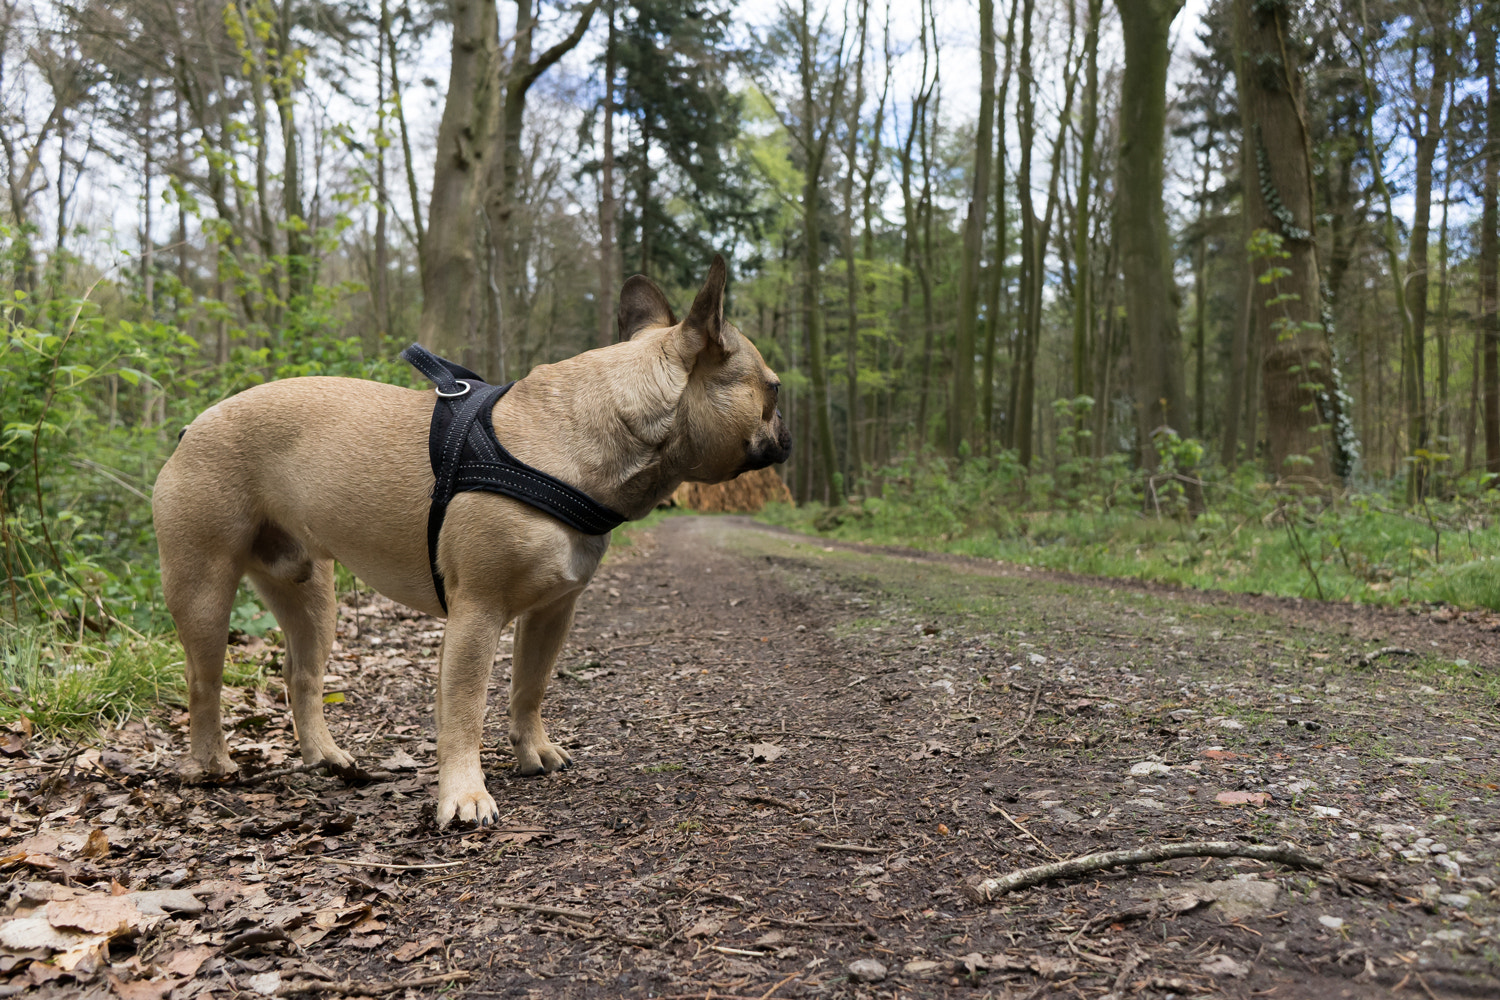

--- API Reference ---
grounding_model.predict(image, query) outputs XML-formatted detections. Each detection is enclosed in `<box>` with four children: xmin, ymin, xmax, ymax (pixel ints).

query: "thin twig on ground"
<box><xmin>323</xmin><ymin>858</ymin><xmax>465</xmax><ymax>871</ymax></box>
<box><xmin>966</xmin><ymin>841</ymin><xmax>1324</xmax><ymax>899</ymax></box>
<box><xmin>994</xmin><ymin>684</ymin><xmax>1044</xmax><ymax>752</ymax></box>
<box><xmin>997</xmin><ymin>807</ymin><xmax>1062</xmax><ymax>861</ymax></box>
<box><xmin>493</xmin><ymin>898</ymin><xmax>596</xmax><ymax>921</ymax></box>
<box><xmin>275</xmin><ymin>971</ymin><xmax>472</xmax><ymax>996</ymax></box>
<box><xmin>813</xmin><ymin>842</ymin><xmax>885</xmax><ymax>854</ymax></box>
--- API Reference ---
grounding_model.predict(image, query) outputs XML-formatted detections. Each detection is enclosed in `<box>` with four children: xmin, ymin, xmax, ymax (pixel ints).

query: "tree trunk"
<box><xmin>797</xmin><ymin>0</ymin><xmax>844</xmax><ymax>504</ymax></box>
<box><xmin>1072</xmin><ymin>0</ymin><xmax>1101</xmax><ymax>415</ymax></box>
<box><xmin>985</xmin><ymin>0</ymin><xmax>1019</xmax><ymax>451</ymax></box>
<box><xmin>1116</xmin><ymin>0</ymin><xmax>1191</xmax><ymax>474</ymax></box>
<box><xmin>1483</xmin><ymin>7</ymin><xmax>1500</xmax><ymax>479</ymax></box>
<box><xmin>418</xmin><ymin>0</ymin><xmax>498</xmax><ymax>369</ymax></box>
<box><xmin>597</xmin><ymin>0</ymin><xmax>618</xmax><ymax>349</ymax></box>
<box><xmin>1405</xmin><ymin>8</ymin><xmax>1451</xmax><ymax>489</ymax></box>
<box><xmin>374</xmin><ymin>0</ymin><xmax>393</xmax><ymax>343</ymax></box>
<box><xmin>951</xmin><ymin>0</ymin><xmax>996</xmax><ymax>455</ymax></box>
<box><xmin>386</xmin><ymin>6</ymin><xmax>425</xmax><ymax>257</ymax></box>
<box><xmin>1232</xmin><ymin>0</ymin><xmax>1338</xmax><ymax>484</ymax></box>
<box><xmin>842</xmin><ymin>0</ymin><xmax>870</xmax><ymax>485</ymax></box>
<box><xmin>1014</xmin><ymin>0</ymin><xmax>1036</xmax><ymax>465</ymax></box>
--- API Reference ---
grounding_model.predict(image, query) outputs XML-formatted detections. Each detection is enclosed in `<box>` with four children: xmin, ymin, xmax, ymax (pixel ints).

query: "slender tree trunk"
<box><xmin>1117</xmin><ymin>0</ymin><xmax>1192</xmax><ymax>476</ymax></box>
<box><xmin>951</xmin><ymin>0</ymin><xmax>996</xmax><ymax>455</ymax></box>
<box><xmin>1483</xmin><ymin>6</ymin><xmax>1500</xmax><ymax>479</ymax></box>
<box><xmin>797</xmin><ymin>0</ymin><xmax>845</xmax><ymax>504</ymax></box>
<box><xmin>141</xmin><ymin>83</ymin><xmax>155</xmax><ymax>312</ymax></box>
<box><xmin>1221</xmin><ymin>264</ymin><xmax>1253</xmax><ymax>467</ymax></box>
<box><xmin>1233</xmin><ymin>0</ymin><xmax>1338</xmax><ymax>484</ymax></box>
<box><xmin>386</xmin><ymin>6</ymin><xmax>425</xmax><ymax>257</ymax></box>
<box><xmin>374</xmin><ymin>0</ymin><xmax>393</xmax><ymax>343</ymax></box>
<box><xmin>598</xmin><ymin>0</ymin><xmax>618</xmax><ymax>349</ymax></box>
<box><xmin>1192</xmin><ymin>147</ymin><xmax>1210</xmax><ymax>440</ymax></box>
<box><xmin>1014</xmin><ymin>0</ymin><xmax>1036</xmax><ymax>464</ymax></box>
<box><xmin>985</xmin><ymin>0</ymin><xmax>1019</xmax><ymax>451</ymax></box>
<box><xmin>1072</xmin><ymin>0</ymin><xmax>1101</xmax><ymax>416</ymax></box>
<box><xmin>1354</xmin><ymin>0</ymin><xmax>1421</xmax><ymax>498</ymax></box>
<box><xmin>841</xmin><ymin>0</ymin><xmax>870</xmax><ymax>485</ymax></box>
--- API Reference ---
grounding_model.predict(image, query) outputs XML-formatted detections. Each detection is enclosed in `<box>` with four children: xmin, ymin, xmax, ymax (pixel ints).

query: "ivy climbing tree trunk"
<box><xmin>1232</xmin><ymin>0</ymin><xmax>1340</xmax><ymax>484</ymax></box>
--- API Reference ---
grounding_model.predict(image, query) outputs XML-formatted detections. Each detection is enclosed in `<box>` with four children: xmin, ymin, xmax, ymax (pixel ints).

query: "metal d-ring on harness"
<box><xmin>401</xmin><ymin>343</ymin><xmax>626</xmax><ymax>613</ymax></box>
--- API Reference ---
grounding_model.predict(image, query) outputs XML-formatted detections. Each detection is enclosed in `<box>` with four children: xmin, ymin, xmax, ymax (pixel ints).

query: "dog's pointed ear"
<box><xmin>617</xmin><ymin>275</ymin><xmax>677</xmax><ymax>341</ymax></box>
<box><xmin>680</xmin><ymin>254</ymin><xmax>730</xmax><ymax>360</ymax></box>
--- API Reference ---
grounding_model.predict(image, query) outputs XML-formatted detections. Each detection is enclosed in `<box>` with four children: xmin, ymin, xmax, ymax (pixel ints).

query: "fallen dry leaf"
<box><xmin>79</xmin><ymin>828</ymin><xmax>110</xmax><ymax>860</ymax></box>
<box><xmin>1214</xmin><ymin>791</ymin><xmax>1270</xmax><ymax>806</ymax></box>
<box><xmin>683</xmin><ymin>918</ymin><xmax>722</xmax><ymax>939</ymax></box>
<box><xmin>748</xmin><ymin>742</ymin><xmax>785</xmax><ymax>763</ymax></box>
<box><xmin>391</xmin><ymin>936</ymin><xmax>445</xmax><ymax>962</ymax></box>
<box><xmin>46</xmin><ymin>895</ymin><xmax>142</xmax><ymax>935</ymax></box>
<box><xmin>163</xmin><ymin>945</ymin><xmax>213</xmax><ymax>978</ymax></box>
<box><xmin>108</xmin><ymin>973</ymin><xmax>177</xmax><ymax>1000</ymax></box>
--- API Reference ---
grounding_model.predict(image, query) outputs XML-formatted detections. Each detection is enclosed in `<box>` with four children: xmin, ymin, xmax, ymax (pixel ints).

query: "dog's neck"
<box><xmin>488</xmin><ymin>338</ymin><xmax>692</xmax><ymax>522</ymax></box>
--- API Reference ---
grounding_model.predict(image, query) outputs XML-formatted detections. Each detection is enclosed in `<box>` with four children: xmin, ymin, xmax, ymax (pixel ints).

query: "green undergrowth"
<box><xmin>759</xmin><ymin>466</ymin><xmax>1500</xmax><ymax>611</ymax></box>
<box><xmin>0</xmin><ymin>623</ymin><xmax>265</xmax><ymax>736</ymax></box>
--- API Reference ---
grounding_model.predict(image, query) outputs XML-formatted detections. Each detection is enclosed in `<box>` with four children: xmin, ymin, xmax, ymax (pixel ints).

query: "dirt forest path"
<box><xmin>5</xmin><ymin>515</ymin><xmax>1499</xmax><ymax>999</ymax></box>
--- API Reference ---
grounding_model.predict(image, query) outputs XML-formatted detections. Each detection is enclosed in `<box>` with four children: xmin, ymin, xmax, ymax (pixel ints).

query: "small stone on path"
<box><xmin>848</xmin><ymin>958</ymin><xmax>887</xmax><ymax>982</ymax></box>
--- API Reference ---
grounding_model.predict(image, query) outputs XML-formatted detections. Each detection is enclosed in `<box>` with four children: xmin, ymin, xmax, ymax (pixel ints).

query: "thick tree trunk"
<box><xmin>419</xmin><ymin>0</ymin><xmax>498</xmax><ymax>370</ymax></box>
<box><xmin>1232</xmin><ymin>0</ymin><xmax>1338</xmax><ymax>484</ymax></box>
<box><xmin>952</xmin><ymin>0</ymin><xmax>996</xmax><ymax>455</ymax></box>
<box><xmin>1116</xmin><ymin>0</ymin><xmax>1192</xmax><ymax>475</ymax></box>
<box><xmin>1483</xmin><ymin>9</ymin><xmax>1500</xmax><ymax>478</ymax></box>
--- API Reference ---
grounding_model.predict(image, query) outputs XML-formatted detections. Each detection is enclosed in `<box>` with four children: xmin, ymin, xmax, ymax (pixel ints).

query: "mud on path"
<box><xmin>4</xmin><ymin>515</ymin><xmax>1499</xmax><ymax>999</ymax></box>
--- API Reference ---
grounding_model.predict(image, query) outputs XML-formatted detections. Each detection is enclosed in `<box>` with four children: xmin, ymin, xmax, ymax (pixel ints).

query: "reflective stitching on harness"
<box><xmin>399</xmin><ymin>343</ymin><xmax>627</xmax><ymax>613</ymax></box>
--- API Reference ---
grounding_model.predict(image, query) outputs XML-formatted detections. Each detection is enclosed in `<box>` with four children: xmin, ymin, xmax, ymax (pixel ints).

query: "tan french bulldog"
<box><xmin>152</xmin><ymin>256</ymin><xmax>789</xmax><ymax>827</ymax></box>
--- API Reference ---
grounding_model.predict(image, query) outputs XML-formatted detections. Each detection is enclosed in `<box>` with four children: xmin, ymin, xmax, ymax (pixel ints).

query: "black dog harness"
<box><xmin>401</xmin><ymin>343</ymin><xmax>626</xmax><ymax>613</ymax></box>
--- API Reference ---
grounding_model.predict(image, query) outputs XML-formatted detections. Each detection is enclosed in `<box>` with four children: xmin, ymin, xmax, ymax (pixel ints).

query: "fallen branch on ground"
<box><xmin>323</xmin><ymin>858</ymin><xmax>465</xmax><ymax>871</ymax></box>
<box><xmin>1355</xmin><ymin>646</ymin><xmax>1415</xmax><ymax>667</ymax></box>
<box><xmin>814</xmin><ymin>842</ymin><xmax>886</xmax><ymax>855</ymax></box>
<box><xmin>493</xmin><ymin>898</ymin><xmax>595</xmax><ymax>921</ymax></box>
<box><xmin>276</xmin><ymin>971</ymin><xmax>472</xmax><ymax>996</ymax></box>
<box><xmin>965</xmin><ymin>841</ymin><xmax>1323</xmax><ymax>899</ymax></box>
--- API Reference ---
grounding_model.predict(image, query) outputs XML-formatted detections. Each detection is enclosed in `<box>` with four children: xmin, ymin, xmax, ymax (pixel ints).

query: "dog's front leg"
<box><xmin>509</xmin><ymin>592</ymin><xmax>581</xmax><ymax>775</ymax></box>
<box><xmin>435</xmin><ymin>604</ymin><xmax>504</xmax><ymax>827</ymax></box>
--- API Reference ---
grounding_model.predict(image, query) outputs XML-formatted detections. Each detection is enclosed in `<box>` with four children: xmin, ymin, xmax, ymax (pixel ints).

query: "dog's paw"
<box><xmin>514</xmin><ymin>740</ymin><xmax>573</xmax><ymax>777</ymax></box>
<box><xmin>436</xmin><ymin>786</ymin><xmax>500</xmax><ymax>828</ymax></box>
<box><xmin>305</xmin><ymin>744</ymin><xmax>359</xmax><ymax>776</ymax></box>
<box><xmin>179</xmin><ymin>753</ymin><xmax>239</xmax><ymax>783</ymax></box>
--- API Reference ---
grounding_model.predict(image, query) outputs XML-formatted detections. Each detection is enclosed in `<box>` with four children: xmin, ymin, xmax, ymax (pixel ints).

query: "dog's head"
<box><xmin>617</xmin><ymin>255</ymin><xmax>791</xmax><ymax>484</ymax></box>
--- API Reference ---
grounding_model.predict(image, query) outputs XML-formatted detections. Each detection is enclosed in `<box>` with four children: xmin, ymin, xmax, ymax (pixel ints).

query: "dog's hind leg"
<box><xmin>161</xmin><ymin>554</ymin><xmax>243</xmax><ymax>781</ymax></box>
<box><xmin>509</xmin><ymin>591</ymin><xmax>581</xmax><ymax>777</ymax></box>
<box><xmin>248</xmin><ymin>556</ymin><xmax>357</xmax><ymax>775</ymax></box>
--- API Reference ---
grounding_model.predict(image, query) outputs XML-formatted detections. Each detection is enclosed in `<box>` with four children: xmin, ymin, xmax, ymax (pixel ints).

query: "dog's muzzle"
<box><xmin>741</xmin><ymin>414</ymin><xmax>792</xmax><ymax>473</ymax></box>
